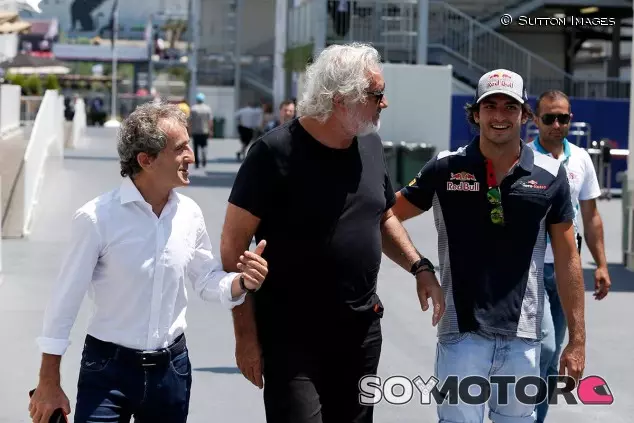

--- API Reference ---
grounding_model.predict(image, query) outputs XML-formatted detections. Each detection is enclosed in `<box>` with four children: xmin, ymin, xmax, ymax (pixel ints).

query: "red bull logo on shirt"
<box><xmin>450</xmin><ymin>172</ymin><xmax>477</xmax><ymax>182</ymax></box>
<box><xmin>448</xmin><ymin>172</ymin><xmax>479</xmax><ymax>191</ymax></box>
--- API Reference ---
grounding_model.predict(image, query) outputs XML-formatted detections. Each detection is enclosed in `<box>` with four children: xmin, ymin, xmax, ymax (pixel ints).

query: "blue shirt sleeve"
<box><xmin>546</xmin><ymin>162</ymin><xmax>575</xmax><ymax>225</ymax></box>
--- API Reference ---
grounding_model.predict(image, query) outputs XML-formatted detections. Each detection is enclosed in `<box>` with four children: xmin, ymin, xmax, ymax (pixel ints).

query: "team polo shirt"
<box><xmin>400</xmin><ymin>137</ymin><xmax>574</xmax><ymax>339</ymax></box>
<box><xmin>527</xmin><ymin>137</ymin><xmax>601</xmax><ymax>263</ymax></box>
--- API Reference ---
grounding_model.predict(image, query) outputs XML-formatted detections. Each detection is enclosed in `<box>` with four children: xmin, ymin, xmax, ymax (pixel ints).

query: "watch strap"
<box><xmin>239</xmin><ymin>275</ymin><xmax>257</xmax><ymax>293</ymax></box>
<box><xmin>411</xmin><ymin>257</ymin><xmax>435</xmax><ymax>275</ymax></box>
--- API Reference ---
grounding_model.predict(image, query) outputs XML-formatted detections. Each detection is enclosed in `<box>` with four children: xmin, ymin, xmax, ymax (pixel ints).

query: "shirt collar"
<box><xmin>532</xmin><ymin>135</ymin><xmax>571</xmax><ymax>162</ymax></box>
<box><xmin>119</xmin><ymin>177</ymin><xmax>179</xmax><ymax>207</ymax></box>
<box><xmin>468</xmin><ymin>136</ymin><xmax>534</xmax><ymax>173</ymax></box>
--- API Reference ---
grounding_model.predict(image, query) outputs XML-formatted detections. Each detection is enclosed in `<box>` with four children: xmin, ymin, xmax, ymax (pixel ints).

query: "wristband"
<box><xmin>239</xmin><ymin>275</ymin><xmax>257</xmax><ymax>293</ymax></box>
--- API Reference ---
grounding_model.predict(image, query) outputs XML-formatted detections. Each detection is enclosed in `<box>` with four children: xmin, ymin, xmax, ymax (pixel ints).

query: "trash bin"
<box><xmin>213</xmin><ymin>117</ymin><xmax>226</xmax><ymax>138</ymax></box>
<box><xmin>398</xmin><ymin>142</ymin><xmax>436</xmax><ymax>188</ymax></box>
<box><xmin>382</xmin><ymin>141</ymin><xmax>399</xmax><ymax>189</ymax></box>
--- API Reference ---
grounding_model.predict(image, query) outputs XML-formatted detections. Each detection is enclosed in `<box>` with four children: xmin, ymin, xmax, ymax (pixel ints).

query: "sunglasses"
<box><xmin>540</xmin><ymin>113</ymin><xmax>570</xmax><ymax>125</ymax></box>
<box><xmin>366</xmin><ymin>90</ymin><xmax>384</xmax><ymax>103</ymax></box>
<box><xmin>487</xmin><ymin>187</ymin><xmax>504</xmax><ymax>225</ymax></box>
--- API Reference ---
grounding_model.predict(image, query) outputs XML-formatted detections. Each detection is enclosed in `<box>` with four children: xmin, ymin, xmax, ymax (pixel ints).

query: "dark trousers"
<box><xmin>73</xmin><ymin>334</ymin><xmax>192</xmax><ymax>423</ymax></box>
<box><xmin>237</xmin><ymin>125</ymin><xmax>254</xmax><ymax>147</ymax></box>
<box><xmin>262</xmin><ymin>317</ymin><xmax>382</xmax><ymax>423</ymax></box>
<box><xmin>191</xmin><ymin>134</ymin><xmax>208</xmax><ymax>168</ymax></box>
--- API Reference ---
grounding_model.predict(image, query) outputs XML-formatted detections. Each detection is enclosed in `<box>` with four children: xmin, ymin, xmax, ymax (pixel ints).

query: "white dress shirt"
<box><xmin>37</xmin><ymin>177</ymin><xmax>245</xmax><ymax>356</ymax></box>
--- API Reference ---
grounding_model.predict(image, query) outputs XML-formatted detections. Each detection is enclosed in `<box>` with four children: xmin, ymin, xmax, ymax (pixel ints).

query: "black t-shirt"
<box><xmin>228</xmin><ymin>119</ymin><xmax>396</xmax><ymax>345</ymax></box>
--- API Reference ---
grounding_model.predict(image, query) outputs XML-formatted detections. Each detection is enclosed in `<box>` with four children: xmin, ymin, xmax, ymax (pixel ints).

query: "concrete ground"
<box><xmin>0</xmin><ymin>127</ymin><xmax>632</xmax><ymax>422</ymax></box>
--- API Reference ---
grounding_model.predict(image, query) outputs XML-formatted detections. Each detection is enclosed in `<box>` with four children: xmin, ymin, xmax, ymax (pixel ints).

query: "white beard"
<box><xmin>356</xmin><ymin>118</ymin><xmax>380</xmax><ymax>137</ymax></box>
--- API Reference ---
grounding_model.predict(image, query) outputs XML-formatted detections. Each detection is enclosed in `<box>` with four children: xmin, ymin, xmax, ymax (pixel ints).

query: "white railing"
<box><xmin>0</xmin><ymin>84</ymin><xmax>21</xmax><ymax>137</ymax></box>
<box><xmin>286</xmin><ymin>0</ymin><xmax>631</xmax><ymax>99</ymax></box>
<box><xmin>68</xmin><ymin>98</ymin><xmax>87</xmax><ymax>148</ymax></box>
<box><xmin>0</xmin><ymin>175</ymin><xmax>3</xmax><ymax>274</ymax></box>
<box><xmin>23</xmin><ymin>89</ymin><xmax>64</xmax><ymax>236</ymax></box>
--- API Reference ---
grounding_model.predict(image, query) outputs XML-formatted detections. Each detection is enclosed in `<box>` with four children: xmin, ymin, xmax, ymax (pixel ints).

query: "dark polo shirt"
<box><xmin>400</xmin><ymin>136</ymin><xmax>574</xmax><ymax>340</ymax></box>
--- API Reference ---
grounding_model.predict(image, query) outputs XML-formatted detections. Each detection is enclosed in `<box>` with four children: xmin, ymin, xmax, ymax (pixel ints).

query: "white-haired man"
<box><xmin>220</xmin><ymin>42</ymin><xmax>445</xmax><ymax>423</ymax></box>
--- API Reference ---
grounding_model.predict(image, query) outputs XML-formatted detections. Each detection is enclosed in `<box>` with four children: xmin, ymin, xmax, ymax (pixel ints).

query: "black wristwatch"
<box><xmin>410</xmin><ymin>256</ymin><xmax>435</xmax><ymax>276</ymax></box>
<box><xmin>239</xmin><ymin>275</ymin><xmax>257</xmax><ymax>293</ymax></box>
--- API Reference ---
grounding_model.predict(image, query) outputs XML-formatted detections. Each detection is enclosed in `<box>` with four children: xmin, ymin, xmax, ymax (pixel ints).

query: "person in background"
<box><xmin>234</xmin><ymin>102</ymin><xmax>262</xmax><ymax>161</ymax></box>
<box><xmin>260</xmin><ymin>103</ymin><xmax>275</xmax><ymax>133</ymax></box>
<box><xmin>264</xmin><ymin>100</ymin><xmax>296</xmax><ymax>132</ymax></box>
<box><xmin>529</xmin><ymin>89</ymin><xmax>610</xmax><ymax>423</ymax></box>
<box><xmin>177</xmin><ymin>98</ymin><xmax>190</xmax><ymax>119</ymax></box>
<box><xmin>189</xmin><ymin>93</ymin><xmax>213</xmax><ymax>169</ymax></box>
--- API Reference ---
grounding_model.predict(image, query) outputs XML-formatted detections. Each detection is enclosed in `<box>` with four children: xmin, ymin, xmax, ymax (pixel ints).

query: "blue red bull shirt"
<box><xmin>400</xmin><ymin>136</ymin><xmax>574</xmax><ymax>339</ymax></box>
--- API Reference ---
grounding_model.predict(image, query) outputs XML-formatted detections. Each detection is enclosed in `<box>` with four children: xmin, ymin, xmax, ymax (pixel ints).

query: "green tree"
<box><xmin>44</xmin><ymin>74</ymin><xmax>60</xmax><ymax>91</ymax></box>
<box><xmin>25</xmin><ymin>74</ymin><xmax>43</xmax><ymax>95</ymax></box>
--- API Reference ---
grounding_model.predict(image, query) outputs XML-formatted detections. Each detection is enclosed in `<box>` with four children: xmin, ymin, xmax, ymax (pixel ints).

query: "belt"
<box><xmin>84</xmin><ymin>333</ymin><xmax>187</xmax><ymax>367</ymax></box>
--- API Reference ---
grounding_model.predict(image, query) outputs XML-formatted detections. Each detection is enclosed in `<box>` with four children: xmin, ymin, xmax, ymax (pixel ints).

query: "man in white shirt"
<box><xmin>234</xmin><ymin>102</ymin><xmax>263</xmax><ymax>160</ymax></box>
<box><xmin>28</xmin><ymin>101</ymin><xmax>269</xmax><ymax>423</ymax></box>
<box><xmin>528</xmin><ymin>90</ymin><xmax>611</xmax><ymax>423</ymax></box>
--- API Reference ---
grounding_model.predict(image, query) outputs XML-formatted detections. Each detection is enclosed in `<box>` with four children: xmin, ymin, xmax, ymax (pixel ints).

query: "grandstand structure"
<box><xmin>192</xmin><ymin>0</ymin><xmax>633</xmax><ymax>108</ymax></box>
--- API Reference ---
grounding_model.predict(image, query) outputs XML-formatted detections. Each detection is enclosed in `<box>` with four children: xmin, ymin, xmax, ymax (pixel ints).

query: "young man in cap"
<box><xmin>529</xmin><ymin>89</ymin><xmax>610</xmax><ymax>423</ymax></box>
<box><xmin>391</xmin><ymin>69</ymin><xmax>586</xmax><ymax>423</ymax></box>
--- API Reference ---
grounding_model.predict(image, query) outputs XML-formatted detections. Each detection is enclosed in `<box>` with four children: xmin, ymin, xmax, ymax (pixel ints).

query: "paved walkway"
<box><xmin>0</xmin><ymin>127</ymin><xmax>632</xmax><ymax>422</ymax></box>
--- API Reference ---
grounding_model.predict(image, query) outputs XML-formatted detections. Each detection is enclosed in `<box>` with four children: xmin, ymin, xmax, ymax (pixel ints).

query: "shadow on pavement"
<box><xmin>187</xmin><ymin>171</ymin><xmax>237</xmax><ymax>188</ymax></box>
<box><xmin>583</xmin><ymin>263</ymin><xmax>634</xmax><ymax>293</ymax></box>
<box><xmin>193</xmin><ymin>367</ymin><xmax>241</xmax><ymax>374</ymax></box>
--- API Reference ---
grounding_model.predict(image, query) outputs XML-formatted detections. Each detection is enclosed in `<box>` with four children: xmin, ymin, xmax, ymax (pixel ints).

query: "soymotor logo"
<box><xmin>359</xmin><ymin>375</ymin><xmax>614</xmax><ymax>406</ymax></box>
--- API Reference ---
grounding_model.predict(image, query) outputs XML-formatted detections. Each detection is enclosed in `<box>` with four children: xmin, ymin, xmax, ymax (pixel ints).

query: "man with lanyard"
<box><xmin>528</xmin><ymin>89</ymin><xmax>611</xmax><ymax>423</ymax></box>
<box><xmin>392</xmin><ymin>69</ymin><xmax>586</xmax><ymax>423</ymax></box>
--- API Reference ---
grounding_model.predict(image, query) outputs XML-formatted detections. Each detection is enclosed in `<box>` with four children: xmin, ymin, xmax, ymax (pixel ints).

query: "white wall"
<box><xmin>241</xmin><ymin>0</ymin><xmax>275</xmax><ymax>54</ymax></box>
<box><xmin>23</xmin><ymin>89</ymin><xmax>64</xmax><ymax>236</ymax></box>
<box><xmin>198</xmin><ymin>85</ymin><xmax>237</xmax><ymax>138</ymax></box>
<box><xmin>199</xmin><ymin>0</ymin><xmax>274</xmax><ymax>54</ymax></box>
<box><xmin>378</xmin><ymin>63</ymin><xmax>452</xmax><ymax>152</ymax></box>
<box><xmin>498</xmin><ymin>27</ymin><xmax>567</xmax><ymax>70</ymax></box>
<box><xmin>0</xmin><ymin>84</ymin><xmax>20</xmax><ymax>137</ymax></box>
<box><xmin>0</xmin><ymin>34</ymin><xmax>17</xmax><ymax>62</ymax></box>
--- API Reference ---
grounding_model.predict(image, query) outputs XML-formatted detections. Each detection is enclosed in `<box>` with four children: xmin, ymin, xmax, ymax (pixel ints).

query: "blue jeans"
<box><xmin>435</xmin><ymin>331</ymin><xmax>540</xmax><ymax>423</ymax></box>
<box><xmin>73</xmin><ymin>334</ymin><xmax>192</xmax><ymax>423</ymax></box>
<box><xmin>536</xmin><ymin>263</ymin><xmax>567</xmax><ymax>423</ymax></box>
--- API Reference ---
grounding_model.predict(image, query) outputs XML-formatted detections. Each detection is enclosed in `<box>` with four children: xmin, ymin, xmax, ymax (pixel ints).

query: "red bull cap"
<box><xmin>475</xmin><ymin>68</ymin><xmax>527</xmax><ymax>104</ymax></box>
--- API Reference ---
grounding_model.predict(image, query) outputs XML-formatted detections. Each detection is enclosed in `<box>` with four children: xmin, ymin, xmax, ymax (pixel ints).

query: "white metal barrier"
<box><xmin>22</xmin><ymin>89</ymin><xmax>64</xmax><ymax>236</ymax></box>
<box><xmin>0</xmin><ymin>84</ymin><xmax>21</xmax><ymax>137</ymax></box>
<box><xmin>69</xmin><ymin>98</ymin><xmax>87</xmax><ymax>148</ymax></box>
<box><xmin>0</xmin><ymin>175</ymin><xmax>2</xmax><ymax>274</ymax></box>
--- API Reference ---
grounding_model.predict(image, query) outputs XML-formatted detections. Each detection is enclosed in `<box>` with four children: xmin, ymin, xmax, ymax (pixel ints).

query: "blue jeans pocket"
<box><xmin>438</xmin><ymin>332</ymin><xmax>471</xmax><ymax>345</ymax></box>
<box><xmin>519</xmin><ymin>336</ymin><xmax>541</xmax><ymax>346</ymax></box>
<box><xmin>169</xmin><ymin>350</ymin><xmax>191</xmax><ymax>377</ymax></box>
<box><xmin>79</xmin><ymin>347</ymin><xmax>112</xmax><ymax>373</ymax></box>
